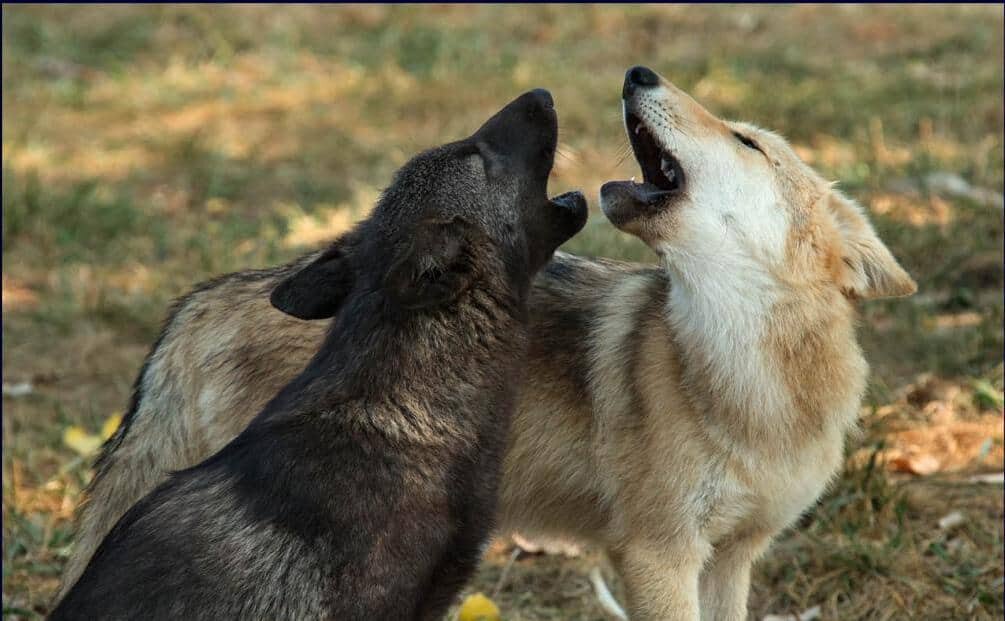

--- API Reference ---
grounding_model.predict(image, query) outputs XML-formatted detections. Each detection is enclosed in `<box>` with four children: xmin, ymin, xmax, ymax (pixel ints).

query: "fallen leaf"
<box><xmin>511</xmin><ymin>533</ymin><xmax>542</xmax><ymax>553</ymax></box>
<box><xmin>63</xmin><ymin>427</ymin><xmax>103</xmax><ymax>456</ymax></box>
<box><xmin>968</xmin><ymin>472</ymin><xmax>1005</xmax><ymax>484</ymax></box>
<box><xmin>763</xmin><ymin>605</ymin><xmax>822</xmax><ymax>621</ymax></box>
<box><xmin>937</xmin><ymin>511</ymin><xmax>965</xmax><ymax>529</ymax></box>
<box><xmin>1</xmin><ymin>276</ymin><xmax>39</xmax><ymax>311</ymax></box>
<box><xmin>457</xmin><ymin>592</ymin><xmax>500</xmax><ymax>621</ymax></box>
<box><xmin>2</xmin><ymin>382</ymin><xmax>34</xmax><ymax>398</ymax></box>
<box><xmin>889</xmin><ymin>454</ymin><xmax>941</xmax><ymax>475</ymax></box>
<box><xmin>101</xmin><ymin>413</ymin><xmax>123</xmax><ymax>440</ymax></box>
<box><xmin>511</xmin><ymin>533</ymin><xmax>582</xmax><ymax>557</ymax></box>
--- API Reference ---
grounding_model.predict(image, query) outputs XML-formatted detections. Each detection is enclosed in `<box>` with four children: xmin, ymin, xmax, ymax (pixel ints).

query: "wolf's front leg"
<box><xmin>609</xmin><ymin>541</ymin><xmax>708</xmax><ymax>621</ymax></box>
<box><xmin>698</xmin><ymin>533</ymin><xmax>772</xmax><ymax>621</ymax></box>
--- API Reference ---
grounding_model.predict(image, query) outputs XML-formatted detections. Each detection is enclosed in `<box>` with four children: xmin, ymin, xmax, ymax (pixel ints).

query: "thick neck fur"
<box><xmin>259</xmin><ymin>281</ymin><xmax>525</xmax><ymax>446</ymax></box>
<box><xmin>661</xmin><ymin>252</ymin><xmax>866</xmax><ymax>453</ymax></box>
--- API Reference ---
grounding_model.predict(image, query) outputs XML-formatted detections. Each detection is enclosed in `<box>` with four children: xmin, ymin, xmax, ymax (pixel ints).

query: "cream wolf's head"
<box><xmin>601</xmin><ymin>66</ymin><xmax>916</xmax><ymax>303</ymax></box>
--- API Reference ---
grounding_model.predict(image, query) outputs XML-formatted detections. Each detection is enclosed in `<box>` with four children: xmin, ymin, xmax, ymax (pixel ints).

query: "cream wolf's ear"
<box><xmin>828</xmin><ymin>192</ymin><xmax>917</xmax><ymax>300</ymax></box>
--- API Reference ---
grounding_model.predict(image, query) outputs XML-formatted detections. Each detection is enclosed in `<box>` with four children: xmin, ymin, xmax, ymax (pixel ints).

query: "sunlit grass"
<box><xmin>2</xmin><ymin>4</ymin><xmax>1002</xmax><ymax>619</ymax></box>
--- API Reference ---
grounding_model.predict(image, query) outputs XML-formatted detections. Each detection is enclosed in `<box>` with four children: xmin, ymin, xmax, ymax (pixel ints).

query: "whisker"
<box><xmin>667</xmin><ymin>123</ymin><xmax>699</xmax><ymax>151</ymax></box>
<box><xmin>611</xmin><ymin>140</ymin><xmax>634</xmax><ymax>168</ymax></box>
<box><xmin>670</xmin><ymin>116</ymin><xmax>696</xmax><ymax>133</ymax></box>
<box><xmin>677</xmin><ymin>119</ymin><xmax>702</xmax><ymax>137</ymax></box>
<box><xmin>681</xmin><ymin>131</ymin><xmax>701</xmax><ymax>149</ymax></box>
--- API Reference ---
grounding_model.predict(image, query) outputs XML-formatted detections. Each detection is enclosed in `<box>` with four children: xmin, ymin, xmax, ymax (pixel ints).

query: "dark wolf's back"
<box><xmin>59</xmin><ymin>250</ymin><xmax>330</xmax><ymax>599</ymax></box>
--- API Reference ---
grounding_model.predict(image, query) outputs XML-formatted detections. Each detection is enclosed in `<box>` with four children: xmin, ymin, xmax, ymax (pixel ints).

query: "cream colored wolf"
<box><xmin>62</xmin><ymin>67</ymin><xmax>915</xmax><ymax>620</ymax></box>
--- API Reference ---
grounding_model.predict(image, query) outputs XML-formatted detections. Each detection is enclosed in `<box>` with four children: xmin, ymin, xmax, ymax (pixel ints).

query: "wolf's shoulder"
<box><xmin>538</xmin><ymin>250</ymin><xmax>665</xmax><ymax>291</ymax></box>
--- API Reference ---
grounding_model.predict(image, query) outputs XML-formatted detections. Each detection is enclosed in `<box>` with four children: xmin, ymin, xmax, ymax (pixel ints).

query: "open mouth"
<box><xmin>625</xmin><ymin>113</ymin><xmax>685</xmax><ymax>194</ymax></box>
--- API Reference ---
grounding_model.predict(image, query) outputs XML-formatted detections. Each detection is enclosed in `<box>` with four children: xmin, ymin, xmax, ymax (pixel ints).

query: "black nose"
<box><xmin>623</xmin><ymin>65</ymin><xmax>660</xmax><ymax>99</ymax></box>
<box><xmin>528</xmin><ymin>88</ymin><xmax>554</xmax><ymax>110</ymax></box>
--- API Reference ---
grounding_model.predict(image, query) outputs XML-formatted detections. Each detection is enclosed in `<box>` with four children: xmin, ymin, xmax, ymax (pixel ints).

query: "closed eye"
<box><xmin>733</xmin><ymin>131</ymin><xmax>763</xmax><ymax>154</ymax></box>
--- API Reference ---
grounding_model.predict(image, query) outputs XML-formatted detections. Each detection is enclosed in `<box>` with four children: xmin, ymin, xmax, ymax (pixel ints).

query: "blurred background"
<box><xmin>2</xmin><ymin>5</ymin><xmax>1002</xmax><ymax>619</ymax></box>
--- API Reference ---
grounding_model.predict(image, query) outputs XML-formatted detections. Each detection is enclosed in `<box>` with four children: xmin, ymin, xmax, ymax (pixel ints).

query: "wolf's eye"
<box><xmin>733</xmin><ymin>132</ymin><xmax>763</xmax><ymax>153</ymax></box>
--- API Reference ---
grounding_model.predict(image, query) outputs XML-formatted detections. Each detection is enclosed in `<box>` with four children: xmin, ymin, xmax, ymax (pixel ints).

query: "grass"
<box><xmin>2</xmin><ymin>5</ymin><xmax>1003</xmax><ymax>619</ymax></box>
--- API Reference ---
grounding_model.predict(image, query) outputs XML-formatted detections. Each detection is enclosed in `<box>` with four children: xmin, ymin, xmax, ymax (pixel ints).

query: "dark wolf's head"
<box><xmin>271</xmin><ymin>89</ymin><xmax>588</xmax><ymax>320</ymax></box>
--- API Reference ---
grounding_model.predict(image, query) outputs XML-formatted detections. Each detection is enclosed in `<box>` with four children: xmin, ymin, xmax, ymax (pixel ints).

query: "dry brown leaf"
<box><xmin>937</xmin><ymin>511</ymin><xmax>965</xmax><ymax>530</ymax></box>
<box><xmin>889</xmin><ymin>454</ymin><xmax>941</xmax><ymax>475</ymax></box>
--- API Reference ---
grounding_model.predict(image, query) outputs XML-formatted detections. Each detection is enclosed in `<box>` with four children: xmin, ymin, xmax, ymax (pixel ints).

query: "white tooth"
<box><xmin>635</xmin><ymin>126</ymin><xmax>642</xmax><ymax>135</ymax></box>
<box><xmin>631</xmin><ymin>176</ymin><xmax>636</xmax><ymax>182</ymax></box>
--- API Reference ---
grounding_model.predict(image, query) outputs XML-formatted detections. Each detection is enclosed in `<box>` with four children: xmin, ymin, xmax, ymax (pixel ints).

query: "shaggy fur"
<box><xmin>52</xmin><ymin>89</ymin><xmax>587</xmax><ymax>620</ymax></box>
<box><xmin>62</xmin><ymin>70</ymin><xmax>914</xmax><ymax>621</ymax></box>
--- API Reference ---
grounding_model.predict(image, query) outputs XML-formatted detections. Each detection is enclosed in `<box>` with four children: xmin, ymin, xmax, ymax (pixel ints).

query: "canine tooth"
<box><xmin>661</xmin><ymin>155</ymin><xmax>675</xmax><ymax>180</ymax></box>
<box><xmin>635</xmin><ymin>126</ymin><xmax>642</xmax><ymax>135</ymax></box>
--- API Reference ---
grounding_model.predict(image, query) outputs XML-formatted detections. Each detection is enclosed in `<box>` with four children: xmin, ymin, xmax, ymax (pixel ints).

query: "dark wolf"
<box><xmin>52</xmin><ymin>89</ymin><xmax>588</xmax><ymax>620</ymax></box>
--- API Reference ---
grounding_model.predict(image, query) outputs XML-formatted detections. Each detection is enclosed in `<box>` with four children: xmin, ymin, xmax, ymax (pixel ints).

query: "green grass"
<box><xmin>3</xmin><ymin>5</ymin><xmax>1003</xmax><ymax>619</ymax></box>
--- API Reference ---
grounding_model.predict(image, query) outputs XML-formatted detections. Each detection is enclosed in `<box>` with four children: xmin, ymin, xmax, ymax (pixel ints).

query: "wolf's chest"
<box><xmin>698</xmin><ymin>431</ymin><xmax>846</xmax><ymax>543</ymax></box>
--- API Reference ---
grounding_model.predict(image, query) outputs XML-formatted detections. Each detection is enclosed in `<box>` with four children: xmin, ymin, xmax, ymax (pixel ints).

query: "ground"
<box><xmin>2</xmin><ymin>5</ymin><xmax>1003</xmax><ymax>620</ymax></box>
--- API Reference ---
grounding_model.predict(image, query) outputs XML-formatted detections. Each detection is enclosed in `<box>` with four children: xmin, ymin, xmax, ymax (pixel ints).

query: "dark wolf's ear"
<box><xmin>384</xmin><ymin>216</ymin><xmax>483</xmax><ymax>311</ymax></box>
<box><xmin>270</xmin><ymin>235</ymin><xmax>357</xmax><ymax>320</ymax></box>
